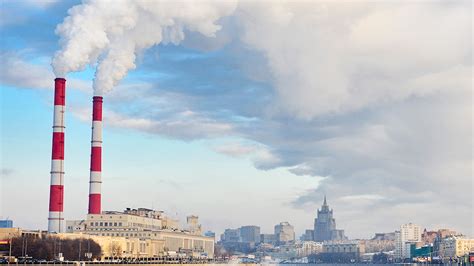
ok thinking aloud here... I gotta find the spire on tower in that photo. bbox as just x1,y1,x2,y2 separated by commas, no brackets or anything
323,195,327,206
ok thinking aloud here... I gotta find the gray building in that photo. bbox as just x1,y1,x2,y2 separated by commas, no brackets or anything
313,196,347,242
275,222,295,244
221,228,240,242
261,233,277,244
240,225,260,243
204,231,216,238
301,229,315,241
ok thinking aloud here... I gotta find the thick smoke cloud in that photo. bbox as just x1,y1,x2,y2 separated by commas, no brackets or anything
52,0,237,95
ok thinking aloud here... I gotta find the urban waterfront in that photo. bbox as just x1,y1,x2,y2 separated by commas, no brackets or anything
1,198,472,264
0,0,472,265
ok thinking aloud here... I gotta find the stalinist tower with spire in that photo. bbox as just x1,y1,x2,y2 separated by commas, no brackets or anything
313,196,347,241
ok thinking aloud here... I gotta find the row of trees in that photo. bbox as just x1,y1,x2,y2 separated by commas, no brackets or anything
0,235,102,260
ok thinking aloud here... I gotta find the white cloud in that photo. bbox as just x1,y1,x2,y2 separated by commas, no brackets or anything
0,53,91,92
213,142,258,157
71,106,233,141
236,1,471,119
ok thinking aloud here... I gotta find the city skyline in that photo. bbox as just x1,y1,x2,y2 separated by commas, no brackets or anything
1,0,472,240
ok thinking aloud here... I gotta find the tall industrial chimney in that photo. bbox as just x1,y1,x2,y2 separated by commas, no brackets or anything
88,96,103,214
48,78,66,233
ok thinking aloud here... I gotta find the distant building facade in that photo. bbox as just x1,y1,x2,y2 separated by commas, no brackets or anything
301,229,314,241
186,215,202,235
66,208,214,257
313,196,346,242
275,222,295,244
0,220,13,228
433,228,456,256
439,236,474,258
260,233,277,245
221,228,240,242
421,229,438,245
315,241,365,263
240,226,260,243
204,231,216,238
395,223,422,259
296,241,323,257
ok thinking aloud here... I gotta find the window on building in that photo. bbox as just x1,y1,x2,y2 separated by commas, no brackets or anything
119,222,122,226
114,222,117,226
100,222,103,226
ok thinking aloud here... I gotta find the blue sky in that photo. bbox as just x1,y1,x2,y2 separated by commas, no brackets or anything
0,0,472,239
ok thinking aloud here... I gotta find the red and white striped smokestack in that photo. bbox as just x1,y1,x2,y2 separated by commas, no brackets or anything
48,78,66,233
88,96,103,214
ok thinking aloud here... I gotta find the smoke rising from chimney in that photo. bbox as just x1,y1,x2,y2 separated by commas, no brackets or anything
51,0,237,95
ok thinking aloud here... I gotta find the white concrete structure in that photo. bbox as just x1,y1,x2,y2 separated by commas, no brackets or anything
66,208,214,257
395,223,421,259
296,241,323,257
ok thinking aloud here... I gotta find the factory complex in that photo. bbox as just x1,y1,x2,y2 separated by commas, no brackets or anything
65,208,214,258
1,208,214,259
0,79,215,260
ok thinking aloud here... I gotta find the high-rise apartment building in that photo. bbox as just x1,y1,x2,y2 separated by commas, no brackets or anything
240,225,260,243
275,222,295,244
395,223,422,259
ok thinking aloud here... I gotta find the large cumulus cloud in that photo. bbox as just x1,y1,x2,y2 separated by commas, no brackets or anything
109,1,472,236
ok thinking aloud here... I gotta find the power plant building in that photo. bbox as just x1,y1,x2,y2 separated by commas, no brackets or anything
42,79,214,259
66,208,214,257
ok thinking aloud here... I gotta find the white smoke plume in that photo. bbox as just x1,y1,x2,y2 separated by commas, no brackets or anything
52,0,237,95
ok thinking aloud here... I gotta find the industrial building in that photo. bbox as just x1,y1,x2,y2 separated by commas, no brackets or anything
65,208,214,258
38,78,214,260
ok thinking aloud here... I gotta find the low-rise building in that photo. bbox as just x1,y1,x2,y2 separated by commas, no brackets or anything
360,239,395,253
260,234,277,245
220,228,240,242
296,241,323,257
439,236,474,258
301,230,314,241
0,228,46,240
66,208,214,258
317,241,365,263
0,220,13,228
323,241,365,255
